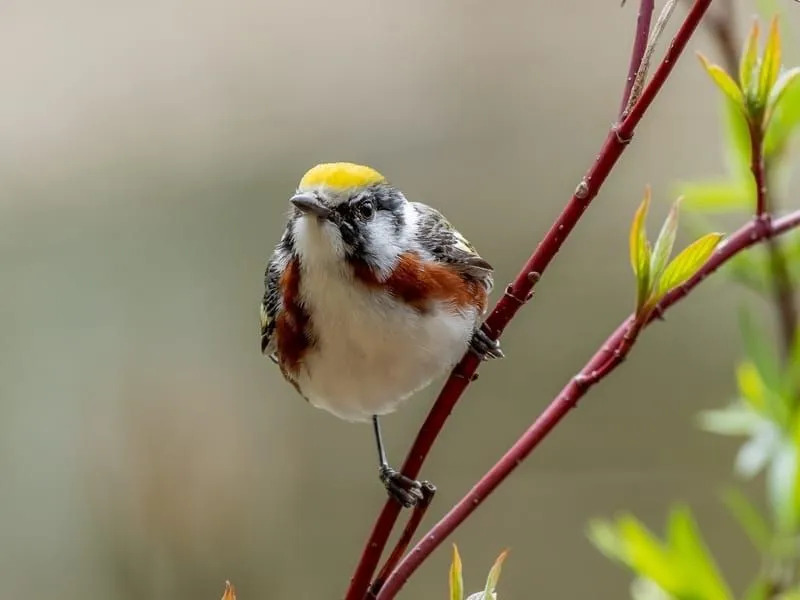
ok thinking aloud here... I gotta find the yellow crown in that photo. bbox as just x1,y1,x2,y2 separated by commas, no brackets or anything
298,162,386,191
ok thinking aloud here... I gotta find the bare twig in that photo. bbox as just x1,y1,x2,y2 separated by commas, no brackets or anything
344,2,715,598
620,0,656,115
375,209,800,600
623,0,680,115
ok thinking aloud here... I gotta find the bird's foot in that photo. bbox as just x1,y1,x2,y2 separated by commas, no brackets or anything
379,465,435,508
469,326,504,360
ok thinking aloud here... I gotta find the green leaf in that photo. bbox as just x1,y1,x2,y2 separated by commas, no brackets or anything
739,308,782,394
758,17,782,105
764,67,800,154
697,404,758,436
720,487,772,551
767,67,800,116
677,179,751,213
450,544,464,600
738,361,767,413
630,189,652,311
650,198,681,285
482,550,508,599
655,233,724,299
666,506,733,600
699,54,746,110
618,515,677,590
765,83,800,159
588,519,627,563
630,578,672,600
740,19,761,93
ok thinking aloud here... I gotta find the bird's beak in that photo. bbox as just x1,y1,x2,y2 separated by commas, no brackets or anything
290,194,332,219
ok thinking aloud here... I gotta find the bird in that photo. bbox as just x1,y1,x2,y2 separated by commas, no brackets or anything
260,162,502,507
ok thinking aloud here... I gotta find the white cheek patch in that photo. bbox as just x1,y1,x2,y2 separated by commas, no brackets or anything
366,212,406,279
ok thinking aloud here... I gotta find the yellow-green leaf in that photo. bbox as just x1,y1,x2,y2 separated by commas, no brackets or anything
678,179,752,213
758,17,782,104
483,550,508,598
765,67,800,126
617,516,677,590
737,361,766,412
630,189,652,311
740,19,761,93
651,197,682,284
655,232,724,298
721,487,772,552
667,506,733,600
450,544,464,600
699,53,745,109
587,519,628,563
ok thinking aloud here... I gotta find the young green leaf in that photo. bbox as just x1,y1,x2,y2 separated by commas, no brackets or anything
650,198,681,284
450,544,464,600
765,67,800,127
666,506,733,600
587,519,628,563
630,190,652,311
764,71,800,159
739,308,782,394
617,515,676,590
697,404,758,436
737,361,767,413
758,17,782,105
482,550,508,599
699,54,746,110
677,179,751,213
740,19,761,94
720,487,772,552
655,233,724,298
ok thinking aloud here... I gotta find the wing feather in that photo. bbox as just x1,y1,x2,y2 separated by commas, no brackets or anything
260,231,292,362
411,203,494,293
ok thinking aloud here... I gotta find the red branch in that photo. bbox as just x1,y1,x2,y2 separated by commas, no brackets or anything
748,119,798,353
344,2,714,598
750,122,768,217
375,208,800,599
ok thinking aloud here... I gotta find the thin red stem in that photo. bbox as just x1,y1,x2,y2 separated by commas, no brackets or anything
375,209,800,599
750,122,768,217
620,0,656,115
366,484,435,599
748,119,797,354
344,2,714,598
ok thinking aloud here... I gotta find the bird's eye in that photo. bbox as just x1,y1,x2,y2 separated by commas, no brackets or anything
357,200,375,220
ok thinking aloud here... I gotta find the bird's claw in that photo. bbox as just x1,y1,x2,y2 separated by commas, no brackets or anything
379,465,433,508
469,326,504,360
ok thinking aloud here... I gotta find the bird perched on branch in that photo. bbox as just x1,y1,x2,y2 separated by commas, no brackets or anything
260,162,501,507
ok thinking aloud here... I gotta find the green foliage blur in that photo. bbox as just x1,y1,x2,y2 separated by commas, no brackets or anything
589,10,800,600
448,545,508,600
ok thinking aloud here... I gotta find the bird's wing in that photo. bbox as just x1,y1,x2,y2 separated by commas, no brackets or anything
412,202,494,293
260,234,291,362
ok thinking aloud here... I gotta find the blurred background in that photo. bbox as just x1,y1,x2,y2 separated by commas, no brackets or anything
2,1,799,598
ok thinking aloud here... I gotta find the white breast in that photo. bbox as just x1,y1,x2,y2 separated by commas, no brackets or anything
294,260,478,422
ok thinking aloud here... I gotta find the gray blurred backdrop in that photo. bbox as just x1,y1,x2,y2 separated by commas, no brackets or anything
2,1,799,598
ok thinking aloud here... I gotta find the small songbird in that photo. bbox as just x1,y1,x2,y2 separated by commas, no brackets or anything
260,162,502,507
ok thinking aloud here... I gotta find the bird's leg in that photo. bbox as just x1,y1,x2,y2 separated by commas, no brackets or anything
373,415,431,508
469,324,504,360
